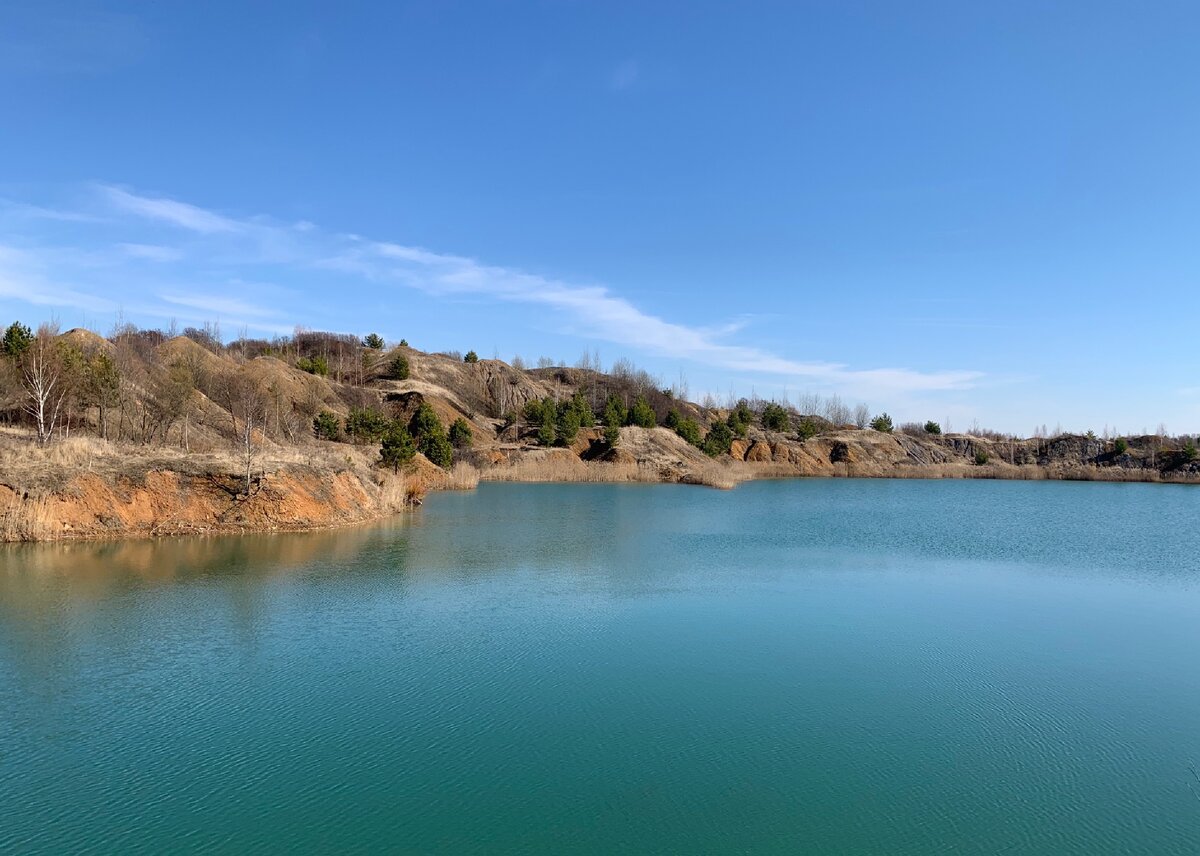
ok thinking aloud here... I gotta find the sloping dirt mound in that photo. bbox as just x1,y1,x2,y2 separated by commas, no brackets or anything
157,336,229,377
617,426,712,468
60,328,113,353
400,352,553,418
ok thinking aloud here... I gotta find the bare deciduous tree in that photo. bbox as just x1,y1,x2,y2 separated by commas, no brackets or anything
22,324,69,446
823,394,851,426
220,371,268,495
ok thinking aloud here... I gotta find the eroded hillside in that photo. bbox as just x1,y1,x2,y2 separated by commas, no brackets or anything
0,322,1196,541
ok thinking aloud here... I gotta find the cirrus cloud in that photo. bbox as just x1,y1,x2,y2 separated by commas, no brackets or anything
0,184,983,397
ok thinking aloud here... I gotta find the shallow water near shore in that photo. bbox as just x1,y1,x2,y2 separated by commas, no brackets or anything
2,479,1199,853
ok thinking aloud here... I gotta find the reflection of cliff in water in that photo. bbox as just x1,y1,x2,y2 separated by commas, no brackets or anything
0,518,417,611
0,519,424,690
0,482,718,619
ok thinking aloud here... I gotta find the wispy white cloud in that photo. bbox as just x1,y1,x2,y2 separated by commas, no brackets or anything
100,185,241,234
0,245,117,313
159,292,281,319
0,185,983,395
119,243,183,262
319,239,980,393
0,199,107,224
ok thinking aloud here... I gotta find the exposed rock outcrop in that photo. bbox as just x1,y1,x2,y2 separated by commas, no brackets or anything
746,440,772,462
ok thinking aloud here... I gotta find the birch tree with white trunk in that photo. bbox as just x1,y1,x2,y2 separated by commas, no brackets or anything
22,324,67,446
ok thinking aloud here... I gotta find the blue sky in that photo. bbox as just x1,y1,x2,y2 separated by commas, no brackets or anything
2,1,1198,435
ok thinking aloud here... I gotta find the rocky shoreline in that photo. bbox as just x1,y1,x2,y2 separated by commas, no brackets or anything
3,425,1194,543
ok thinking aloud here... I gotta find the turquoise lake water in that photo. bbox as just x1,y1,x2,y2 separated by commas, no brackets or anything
2,479,1199,853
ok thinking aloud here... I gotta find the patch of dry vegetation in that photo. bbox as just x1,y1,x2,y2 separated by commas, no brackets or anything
481,454,639,484
478,444,754,490
440,461,482,490
0,494,55,542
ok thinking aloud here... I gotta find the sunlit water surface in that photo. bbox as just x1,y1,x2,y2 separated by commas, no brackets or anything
2,479,1199,853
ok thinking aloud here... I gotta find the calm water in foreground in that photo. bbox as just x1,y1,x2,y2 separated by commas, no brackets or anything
2,479,1199,854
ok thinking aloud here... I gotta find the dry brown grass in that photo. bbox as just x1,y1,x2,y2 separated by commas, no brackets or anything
836,461,1047,480
0,494,55,541
832,459,1200,485
0,426,383,495
0,430,108,494
440,461,481,490
477,451,756,489
1043,464,1197,484
680,459,764,489
481,455,637,483
375,470,423,512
